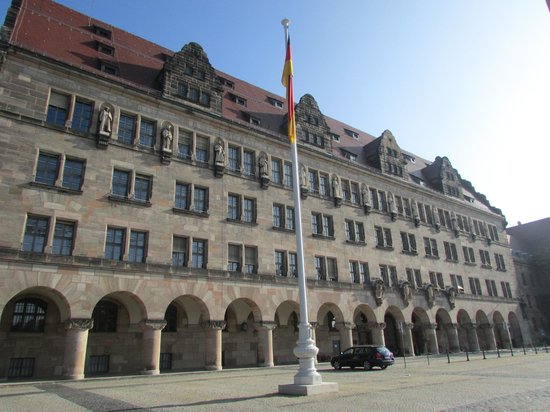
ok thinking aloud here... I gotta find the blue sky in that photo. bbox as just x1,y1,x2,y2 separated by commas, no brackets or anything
1,0,549,227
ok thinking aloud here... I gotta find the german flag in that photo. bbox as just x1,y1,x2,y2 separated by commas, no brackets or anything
282,37,296,144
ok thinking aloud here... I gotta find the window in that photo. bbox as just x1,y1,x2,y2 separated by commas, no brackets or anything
501,281,513,298
379,265,397,287
311,213,334,237
100,61,118,75
444,241,458,262
178,129,192,159
112,169,130,198
46,92,69,127
139,119,155,148
93,25,112,39
288,252,297,277
463,246,476,264
174,183,208,214
395,196,412,218
350,261,369,284
234,95,247,106
429,271,444,289
327,258,338,281
275,250,286,276
8,358,35,378
195,135,209,163
375,226,393,249
273,204,295,231
341,179,351,202
134,175,152,203
175,183,190,210
228,145,240,172
271,158,282,184
488,224,499,242
128,230,147,263
88,355,110,374
62,158,85,191
344,129,359,139
52,220,75,255
450,274,464,291
105,227,125,261
227,194,256,223
319,173,329,196
243,150,255,176
23,215,49,253
268,97,284,108
283,162,293,188
172,236,188,267
194,187,208,213
400,232,417,254
72,100,93,133
91,300,117,333
118,114,136,145
228,244,241,272
192,239,207,269
164,304,178,333
244,246,257,274
418,203,433,225
469,277,482,295
350,182,360,204
315,256,337,281
345,220,365,243
227,244,257,274
370,188,387,212
423,237,439,258
35,153,59,186
479,249,491,267
406,268,422,288
486,279,498,297
309,169,319,193
11,298,46,332
495,253,506,271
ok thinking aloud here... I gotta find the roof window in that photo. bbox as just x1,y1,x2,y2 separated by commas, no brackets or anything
268,97,284,108
100,61,118,76
330,133,340,142
219,77,234,88
344,129,359,139
97,42,114,56
93,25,112,39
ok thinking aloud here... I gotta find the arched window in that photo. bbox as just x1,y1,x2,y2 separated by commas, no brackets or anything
11,298,47,332
91,300,118,333
164,304,177,333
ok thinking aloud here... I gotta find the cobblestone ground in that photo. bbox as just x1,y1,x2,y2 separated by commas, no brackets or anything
1,350,550,411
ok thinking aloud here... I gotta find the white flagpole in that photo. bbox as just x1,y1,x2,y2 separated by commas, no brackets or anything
281,18,321,386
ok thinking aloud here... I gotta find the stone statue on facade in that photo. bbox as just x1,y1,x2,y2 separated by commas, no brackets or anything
332,175,342,206
259,153,269,188
161,125,173,152
214,139,225,177
99,106,113,136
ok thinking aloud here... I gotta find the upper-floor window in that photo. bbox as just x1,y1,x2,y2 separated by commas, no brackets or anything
271,158,282,184
406,268,423,288
72,100,93,133
275,250,297,277
52,220,76,256
105,226,125,261
469,277,483,295
178,129,192,160
395,196,412,218
243,150,255,176
495,253,506,271
23,215,49,253
423,237,439,258
311,213,334,238
501,281,512,298
400,232,417,254
375,226,393,249
486,279,498,297
128,230,147,263
35,152,85,191
192,239,207,269
479,249,491,267
450,274,464,291
195,135,210,163
315,256,338,281
380,265,398,287
344,129,359,139
370,188,387,212
443,241,458,262
268,97,284,108
93,25,112,39
463,246,476,264
111,169,152,203
273,203,295,231
345,220,365,243
228,244,257,274
46,92,69,127
174,182,208,214
139,119,155,148
172,236,188,267
228,145,241,172
417,202,433,225
118,113,136,145
349,261,369,284
227,193,256,223
283,161,293,188
429,271,444,289
488,224,500,242
11,298,47,332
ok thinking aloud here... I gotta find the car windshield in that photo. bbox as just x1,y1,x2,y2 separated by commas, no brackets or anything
377,347,391,356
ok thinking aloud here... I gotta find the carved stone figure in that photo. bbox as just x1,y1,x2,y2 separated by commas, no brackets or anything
99,106,113,135
361,183,372,214
300,164,308,188
259,155,269,178
400,280,412,306
445,286,456,309
423,283,435,308
371,278,385,306
214,141,225,165
388,191,397,221
161,125,173,152
332,175,342,199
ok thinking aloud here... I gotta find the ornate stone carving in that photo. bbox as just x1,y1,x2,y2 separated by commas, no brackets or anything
140,319,167,331
299,163,309,199
332,174,342,206
388,191,397,221
207,320,227,330
361,183,371,214
214,138,225,177
255,321,277,331
399,280,412,307
445,286,457,309
96,104,113,149
423,283,435,308
432,207,441,232
259,152,269,188
65,318,94,331
371,278,385,306
411,199,420,227
160,123,173,165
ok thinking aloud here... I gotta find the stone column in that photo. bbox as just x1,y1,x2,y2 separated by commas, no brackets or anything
425,323,439,354
140,319,167,375
370,322,386,346
499,323,513,349
467,323,480,352
337,322,354,351
257,322,277,367
205,320,226,370
485,323,497,350
62,318,93,380
404,323,416,356
446,323,460,353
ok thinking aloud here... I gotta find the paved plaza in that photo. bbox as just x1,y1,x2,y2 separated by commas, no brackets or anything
1,351,550,411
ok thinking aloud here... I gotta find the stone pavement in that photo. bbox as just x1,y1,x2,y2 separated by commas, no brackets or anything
1,351,550,411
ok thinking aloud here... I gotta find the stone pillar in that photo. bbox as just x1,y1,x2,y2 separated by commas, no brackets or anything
425,323,439,354
338,322,354,351
467,323,480,352
370,322,386,346
404,323,415,356
140,319,167,375
499,323,513,349
62,318,93,380
257,322,277,367
485,323,497,350
205,320,226,370
446,323,460,352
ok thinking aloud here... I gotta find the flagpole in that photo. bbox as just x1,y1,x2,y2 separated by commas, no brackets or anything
279,19,337,395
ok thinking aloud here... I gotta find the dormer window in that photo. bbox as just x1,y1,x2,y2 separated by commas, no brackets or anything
344,129,359,139
100,61,118,75
386,147,399,158
97,42,114,56
330,133,340,142
342,150,357,161
249,115,261,126
234,95,247,106
268,97,284,108
219,77,234,88
404,153,416,163
446,171,455,181
93,25,112,39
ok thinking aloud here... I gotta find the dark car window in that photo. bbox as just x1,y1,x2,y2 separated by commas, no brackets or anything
377,347,392,356
343,348,354,355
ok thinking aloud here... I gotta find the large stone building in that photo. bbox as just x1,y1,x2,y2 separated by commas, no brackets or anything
0,0,529,380
507,218,550,344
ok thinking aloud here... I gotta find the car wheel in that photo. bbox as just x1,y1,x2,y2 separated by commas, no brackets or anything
363,360,372,370
333,360,342,370
381,365,388,370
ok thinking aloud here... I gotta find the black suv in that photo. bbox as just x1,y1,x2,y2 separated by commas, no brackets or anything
331,345,394,370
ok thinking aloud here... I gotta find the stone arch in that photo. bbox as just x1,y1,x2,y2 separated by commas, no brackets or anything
435,308,453,353
457,309,478,352
0,287,71,380
508,311,523,348
85,291,148,377
353,304,377,345
411,307,431,355
316,303,346,359
222,298,263,368
160,295,211,372
493,311,508,349
476,310,496,351
273,300,300,365
384,306,406,356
